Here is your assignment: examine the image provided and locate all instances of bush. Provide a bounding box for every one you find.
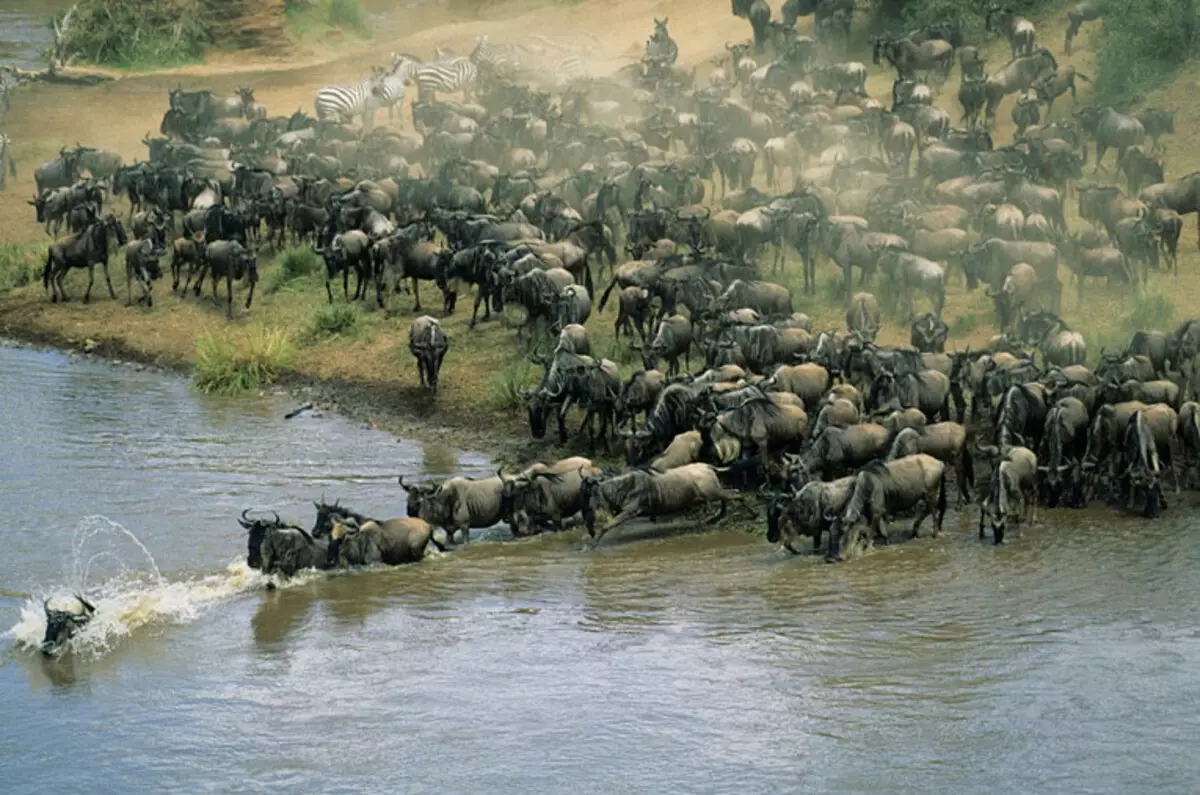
[193,327,295,395]
[265,246,321,294]
[55,0,210,69]
[1122,291,1175,331]
[489,358,536,409]
[307,304,359,339]
[328,0,369,36]
[1094,0,1199,104]
[0,244,44,293]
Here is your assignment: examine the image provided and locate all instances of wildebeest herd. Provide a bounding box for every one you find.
[25,0,1200,654]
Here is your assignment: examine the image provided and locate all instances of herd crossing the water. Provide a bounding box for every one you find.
[13,0,1200,655]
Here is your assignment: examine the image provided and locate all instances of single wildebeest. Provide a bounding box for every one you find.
[499,456,602,536]
[417,473,506,543]
[203,240,259,320]
[616,369,666,431]
[1064,0,1102,54]
[827,454,947,561]
[124,236,165,307]
[409,315,450,391]
[983,48,1058,123]
[326,516,442,566]
[1038,396,1091,507]
[767,362,831,411]
[886,423,974,503]
[767,476,857,554]
[239,510,331,578]
[579,463,748,545]
[706,396,809,469]
[910,312,949,353]
[34,149,81,194]
[43,214,127,303]
[784,422,891,483]
[636,314,693,376]
[986,7,1037,59]
[1075,105,1145,171]
[978,445,1037,543]
[714,279,793,317]
[317,230,372,303]
[1137,108,1175,154]
[40,594,97,656]
[846,291,881,341]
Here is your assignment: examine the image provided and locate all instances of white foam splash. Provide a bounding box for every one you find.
[6,516,269,658]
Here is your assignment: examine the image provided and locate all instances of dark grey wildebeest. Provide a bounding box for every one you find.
[408,315,450,391]
[43,214,127,303]
[827,454,947,561]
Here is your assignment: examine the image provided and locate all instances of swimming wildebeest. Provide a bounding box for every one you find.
[40,594,97,656]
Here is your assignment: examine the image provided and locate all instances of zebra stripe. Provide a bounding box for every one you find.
[470,35,526,71]
[314,79,376,123]
[415,58,478,100]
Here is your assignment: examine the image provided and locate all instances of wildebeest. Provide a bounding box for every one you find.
[1064,0,1102,54]
[1076,106,1145,170]
[636,314,693,376]
[327,516,442,566]
[499,456,602,535]
[43,214,127,303]
[40,594,96,656]
[124,236,165,307]
[767,475,857,554]
[579,463,748,544]
[785,422,890,483]
[827,454,947,561]
[978,445,1037,543]
[408,315,450,391]
[239,510,331,578]
[886,423,974,503]
[202,240,258,320]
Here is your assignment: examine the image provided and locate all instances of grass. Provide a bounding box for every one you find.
[265,246,322,294]
[193,327,296,395]
[1122,292,1176,332]
[0,244,44,293]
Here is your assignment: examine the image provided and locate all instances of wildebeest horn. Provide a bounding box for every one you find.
[43,598,51,617]
[76,594,96,614]
[398,474,406,487]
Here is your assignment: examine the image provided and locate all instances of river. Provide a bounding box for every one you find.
[2,342,1200,792]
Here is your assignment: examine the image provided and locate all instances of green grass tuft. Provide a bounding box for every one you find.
[265,246,322,294]
[286,0,370,40]
[0,244,44,293]
[193,327,295,395]
[488,358,537,410]
[54,0,209,70]
[306,303,359,340]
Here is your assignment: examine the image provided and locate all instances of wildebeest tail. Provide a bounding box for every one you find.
[429,532,447,553]
[598,274,618,311]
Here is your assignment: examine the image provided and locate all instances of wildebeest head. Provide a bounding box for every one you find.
[398,475,439,519]
[41,594,96,656]
[239,509,289,570]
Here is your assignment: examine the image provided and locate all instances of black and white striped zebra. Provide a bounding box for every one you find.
[314,77,380,128]
[414,57,478,102]
[644,18,679,68]
[470,35,529,73]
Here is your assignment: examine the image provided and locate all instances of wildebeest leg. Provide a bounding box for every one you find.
[102,260,116,299]
[244,277,255,310]
[411,278,422,312]
[872,515,889,545]
[592,504,642,545]
[126,263,134,306]
[342,266,350,302]
[84,264,96,303]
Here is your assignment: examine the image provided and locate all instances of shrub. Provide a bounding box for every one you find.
[307,304,359,339]
[488,358,536,409]
[1094,0,1199,104]
[0,244,44,293]
[193,327,295,395]
[54,0,210,70]
[328,0,369,36]
[265,246,321,294]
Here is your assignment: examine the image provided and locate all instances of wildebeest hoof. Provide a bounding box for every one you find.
[265,580,277,591]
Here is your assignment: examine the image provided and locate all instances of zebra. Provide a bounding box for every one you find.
[644,18,679,68]
[470,35,527,75]
[0,132,13,190]
[414,57,478,102]
[370,67,410,121]
[314,76,380,129]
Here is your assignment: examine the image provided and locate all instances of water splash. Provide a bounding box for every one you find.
[6,516,268,658]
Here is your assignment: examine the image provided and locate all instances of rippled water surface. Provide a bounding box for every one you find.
[2,342,1200,793]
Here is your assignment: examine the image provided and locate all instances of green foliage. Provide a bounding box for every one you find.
[265,246,321,294]
[54,0,210,70]
[0,244,44,293]
[1122,291,1175,331]
[950,311,984,336]
[286,0,370,40]
[1094,0,1199,104]
[489,358,536,409]
[193,327,295,395]
[307,304,359,339]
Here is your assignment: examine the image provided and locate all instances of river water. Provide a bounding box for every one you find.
[3,342,1200,792]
